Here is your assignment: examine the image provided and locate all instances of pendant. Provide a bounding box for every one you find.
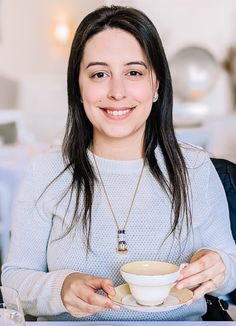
[117,229,128,254]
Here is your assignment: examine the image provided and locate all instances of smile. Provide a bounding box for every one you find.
[101,107,135,119]
[106,109,131,116]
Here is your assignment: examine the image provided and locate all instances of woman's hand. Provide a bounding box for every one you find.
[61,272,120,318]
[176,249,225,304]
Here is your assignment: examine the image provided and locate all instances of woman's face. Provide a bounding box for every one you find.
[79,28,158,145]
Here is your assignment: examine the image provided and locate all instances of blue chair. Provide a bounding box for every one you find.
[211,158,236,304]
[202,158,236,321]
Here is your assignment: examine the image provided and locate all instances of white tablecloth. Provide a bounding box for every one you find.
[25,321,235,326]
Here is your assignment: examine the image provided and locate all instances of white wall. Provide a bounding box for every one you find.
[0,0,105,76]
[0,0,105,142]
[107,0,236,60]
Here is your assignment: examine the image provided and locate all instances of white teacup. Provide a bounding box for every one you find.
[120,260,187,306]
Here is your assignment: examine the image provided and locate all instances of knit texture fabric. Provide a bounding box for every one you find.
[2,144,236,321]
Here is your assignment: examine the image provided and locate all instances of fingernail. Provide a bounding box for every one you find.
[108,287,116,295]
[176,283,183,290]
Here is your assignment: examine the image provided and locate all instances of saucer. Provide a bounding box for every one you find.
[109,283,193,312]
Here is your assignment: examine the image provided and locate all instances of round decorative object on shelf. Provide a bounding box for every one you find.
[170,46,219,102]
[170,46,220,127]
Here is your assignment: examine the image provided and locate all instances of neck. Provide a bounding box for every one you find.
[92,134,144,160]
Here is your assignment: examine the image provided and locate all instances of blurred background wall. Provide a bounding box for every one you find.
[0,0,104,141]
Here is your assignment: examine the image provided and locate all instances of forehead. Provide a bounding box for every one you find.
[81,28,147,64]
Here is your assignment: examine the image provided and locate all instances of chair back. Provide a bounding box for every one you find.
[211,158,236,303]
[211,158,236,241]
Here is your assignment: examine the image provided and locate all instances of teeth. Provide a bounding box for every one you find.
[106,109,130,116]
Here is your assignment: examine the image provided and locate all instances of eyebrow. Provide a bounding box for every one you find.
[85,61,148,69]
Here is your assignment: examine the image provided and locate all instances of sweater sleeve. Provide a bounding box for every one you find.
[1,160,75,316]
[199,157,236,296]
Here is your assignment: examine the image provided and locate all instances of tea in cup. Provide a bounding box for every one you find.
[120,260,187,306]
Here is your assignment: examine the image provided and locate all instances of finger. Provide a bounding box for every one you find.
[66,303,103,318]
[178,255,224,283]
[177,266,216,290]
[177,262,226,291]
[190,251,225,273]
[191,280,216,302]
[85,292,120,310]
[187,272,225,303]
[67,294,104,314]
[78,287,120,310]
[179,259,212,279]
[63,292,102,313]
[102,283,116,296]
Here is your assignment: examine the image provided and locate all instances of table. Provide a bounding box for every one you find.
[26,322,236,325]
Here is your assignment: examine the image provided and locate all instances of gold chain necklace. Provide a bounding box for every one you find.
[92,152,145,254]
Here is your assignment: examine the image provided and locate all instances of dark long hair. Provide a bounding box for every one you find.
[62,5,191,249]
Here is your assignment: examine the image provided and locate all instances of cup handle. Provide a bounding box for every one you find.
[172,264,189,289]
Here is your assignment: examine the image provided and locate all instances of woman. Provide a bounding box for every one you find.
[2,5,236,321]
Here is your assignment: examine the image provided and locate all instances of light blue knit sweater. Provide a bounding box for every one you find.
[2,144,236,321]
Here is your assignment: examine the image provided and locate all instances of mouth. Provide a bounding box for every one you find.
[101,107,135,118]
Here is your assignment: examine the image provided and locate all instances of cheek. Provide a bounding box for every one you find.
[81,84,106,105]
[82,91,102,123]
[131,85,153,118]
[129,83,153,103]
[83,104,98,127]
[79,76,99,102]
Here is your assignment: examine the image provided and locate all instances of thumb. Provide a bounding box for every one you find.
[102,282,116,296]
[91,278,116,296]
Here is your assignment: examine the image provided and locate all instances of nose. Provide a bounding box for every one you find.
[107,76,126,101]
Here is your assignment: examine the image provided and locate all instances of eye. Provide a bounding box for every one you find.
[91,71,109,79]
[127,70,143,77]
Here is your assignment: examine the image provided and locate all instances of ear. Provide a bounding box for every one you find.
[155,80,160,93]
[152,78,159,96]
